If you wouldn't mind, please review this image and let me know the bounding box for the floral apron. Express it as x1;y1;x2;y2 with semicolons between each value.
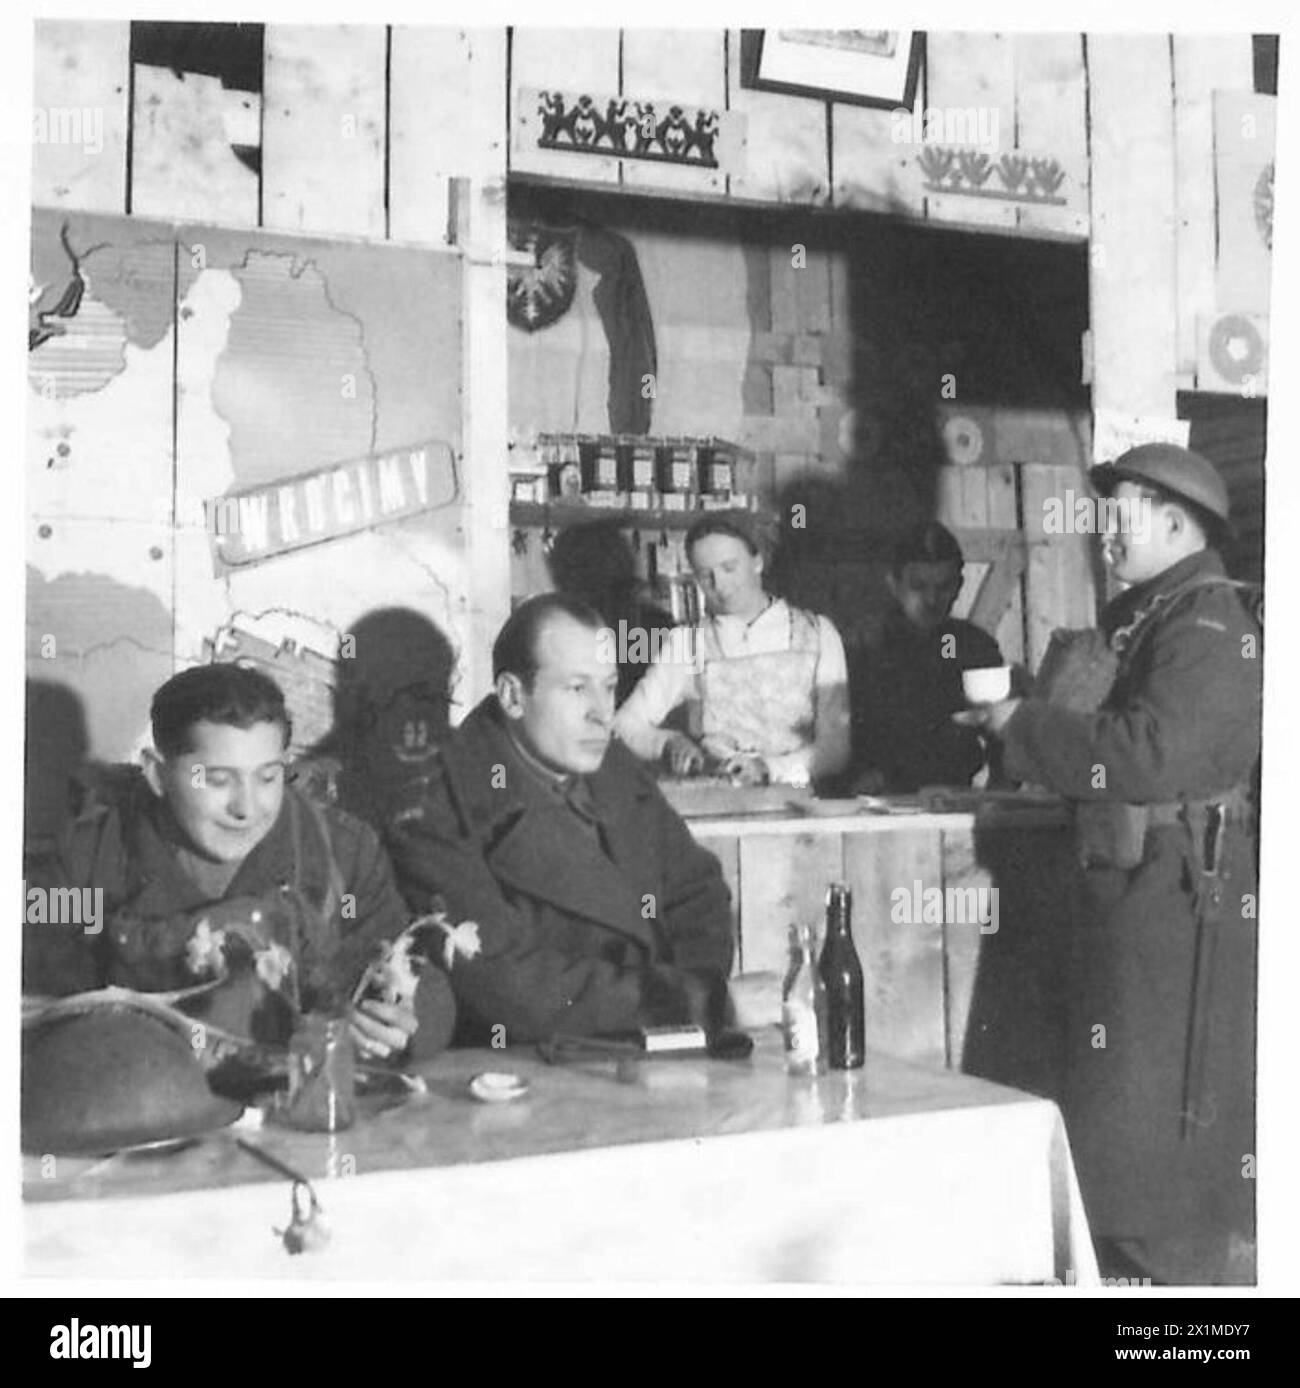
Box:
696;606;821;761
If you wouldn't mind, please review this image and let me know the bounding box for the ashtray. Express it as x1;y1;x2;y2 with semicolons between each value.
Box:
468;1071;529;1103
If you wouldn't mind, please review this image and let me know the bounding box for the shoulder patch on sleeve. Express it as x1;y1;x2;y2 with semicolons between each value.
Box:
1195;617;1228;632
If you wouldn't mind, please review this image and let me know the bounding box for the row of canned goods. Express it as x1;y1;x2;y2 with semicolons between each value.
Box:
511;434;745;510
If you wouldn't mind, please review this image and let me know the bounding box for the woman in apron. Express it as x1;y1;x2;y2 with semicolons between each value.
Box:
613;516;850;788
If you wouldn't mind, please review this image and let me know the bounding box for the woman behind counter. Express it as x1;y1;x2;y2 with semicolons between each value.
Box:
613;516;850;788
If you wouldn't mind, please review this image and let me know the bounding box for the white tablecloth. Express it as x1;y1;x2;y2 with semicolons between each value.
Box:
25;1039;1097;1285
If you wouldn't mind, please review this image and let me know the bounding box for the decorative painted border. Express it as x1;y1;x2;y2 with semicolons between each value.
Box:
534;89;724;168
918;146;1068;206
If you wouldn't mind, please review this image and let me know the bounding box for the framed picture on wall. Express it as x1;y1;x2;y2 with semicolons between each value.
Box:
740;29;924;110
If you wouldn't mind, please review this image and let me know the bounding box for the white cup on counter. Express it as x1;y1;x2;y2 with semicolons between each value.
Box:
961;666;1013;705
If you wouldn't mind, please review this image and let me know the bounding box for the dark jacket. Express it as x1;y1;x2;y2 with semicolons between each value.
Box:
387;697;735;1045
1002;549;1260;1281
850;613;1004;790
1005;550;1260;803
23;769;453;1059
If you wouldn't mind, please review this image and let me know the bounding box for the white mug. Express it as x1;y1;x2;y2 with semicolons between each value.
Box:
962;666;1012;705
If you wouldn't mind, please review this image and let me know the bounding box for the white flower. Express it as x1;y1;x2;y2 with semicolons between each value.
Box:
368;933;422;1006
254;942;295;992
353;910;483;1008
439;920;482;970
186;918;227;978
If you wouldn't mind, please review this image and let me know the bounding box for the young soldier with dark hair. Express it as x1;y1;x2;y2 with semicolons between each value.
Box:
964;444;1261;1284
850;520;1006;792
387;592;735;1045
23;664;455;1061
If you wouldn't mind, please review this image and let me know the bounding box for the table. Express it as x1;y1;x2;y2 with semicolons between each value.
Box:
25;1033;1098;1285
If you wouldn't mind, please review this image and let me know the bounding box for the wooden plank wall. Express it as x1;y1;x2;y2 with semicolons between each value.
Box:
29;25;1263;310
695;817;1072;1088
935;462;1026;665
262;25;388;238
1087;35;1179;423
28;24;1268;695
720;825;947;1067
504;30;1090;229
32;21;130;212
1171;37;1258;385
924;32;1018;229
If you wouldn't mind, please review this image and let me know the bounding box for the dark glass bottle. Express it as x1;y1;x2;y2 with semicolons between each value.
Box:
819;883;865;1069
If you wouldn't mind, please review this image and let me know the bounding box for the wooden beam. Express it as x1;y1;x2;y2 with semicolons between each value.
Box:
32;20;130;213
1013;32;1090;237
737;830;843;976
389;27;506;246
844;828;946;1066
510;28;622;183
726;30;829;204
131;64;258;225
1020;462;1097;670
924;32;1017;229
262;24;387;238
1172;36;1255;377
453;174;512;717
620;28;727;195
1087;34;1179;423
832;74;923;215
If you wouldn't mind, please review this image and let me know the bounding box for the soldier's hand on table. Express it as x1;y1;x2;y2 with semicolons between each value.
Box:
662;731;707;777
349;998;418;1059
952;697;1022;737
720;752;770;787
728;972;783;1029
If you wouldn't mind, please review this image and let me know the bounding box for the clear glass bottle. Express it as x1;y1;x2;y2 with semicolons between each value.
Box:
782;923;828;1077
819;883;865;1070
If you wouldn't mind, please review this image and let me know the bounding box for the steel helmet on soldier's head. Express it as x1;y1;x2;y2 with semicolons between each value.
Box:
1089;443;1231;526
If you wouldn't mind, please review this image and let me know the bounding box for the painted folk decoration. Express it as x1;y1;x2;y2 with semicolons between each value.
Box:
532;88;728;168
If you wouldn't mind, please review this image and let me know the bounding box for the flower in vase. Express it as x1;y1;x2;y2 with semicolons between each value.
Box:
186;918;227;978
438;919;482;970
254;941;295;993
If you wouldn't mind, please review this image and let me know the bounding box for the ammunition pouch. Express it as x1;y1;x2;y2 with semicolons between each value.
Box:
1075;801;1151;872
1076;787;1252;874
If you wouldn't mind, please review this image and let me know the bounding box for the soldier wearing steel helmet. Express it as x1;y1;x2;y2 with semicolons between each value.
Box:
964;444;1261;1285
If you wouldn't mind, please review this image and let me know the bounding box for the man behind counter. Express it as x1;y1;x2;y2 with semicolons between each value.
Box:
850;521;1006;792
387;593;736;1046
23;664;453;1061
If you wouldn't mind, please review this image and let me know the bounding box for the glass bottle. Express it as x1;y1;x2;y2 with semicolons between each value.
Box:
782;923;828;1077
819;883;865;1070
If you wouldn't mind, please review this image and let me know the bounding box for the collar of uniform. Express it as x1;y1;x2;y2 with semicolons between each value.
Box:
440;696;654;832
129;788;305;913
505;726;606;830
1105;548;1225;631
504;722;568;785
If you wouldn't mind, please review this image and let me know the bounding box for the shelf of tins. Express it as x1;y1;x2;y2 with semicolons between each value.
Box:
508;432;756;518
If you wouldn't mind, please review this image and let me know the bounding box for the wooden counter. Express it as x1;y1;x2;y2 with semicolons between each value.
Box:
669;786;1080;1103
